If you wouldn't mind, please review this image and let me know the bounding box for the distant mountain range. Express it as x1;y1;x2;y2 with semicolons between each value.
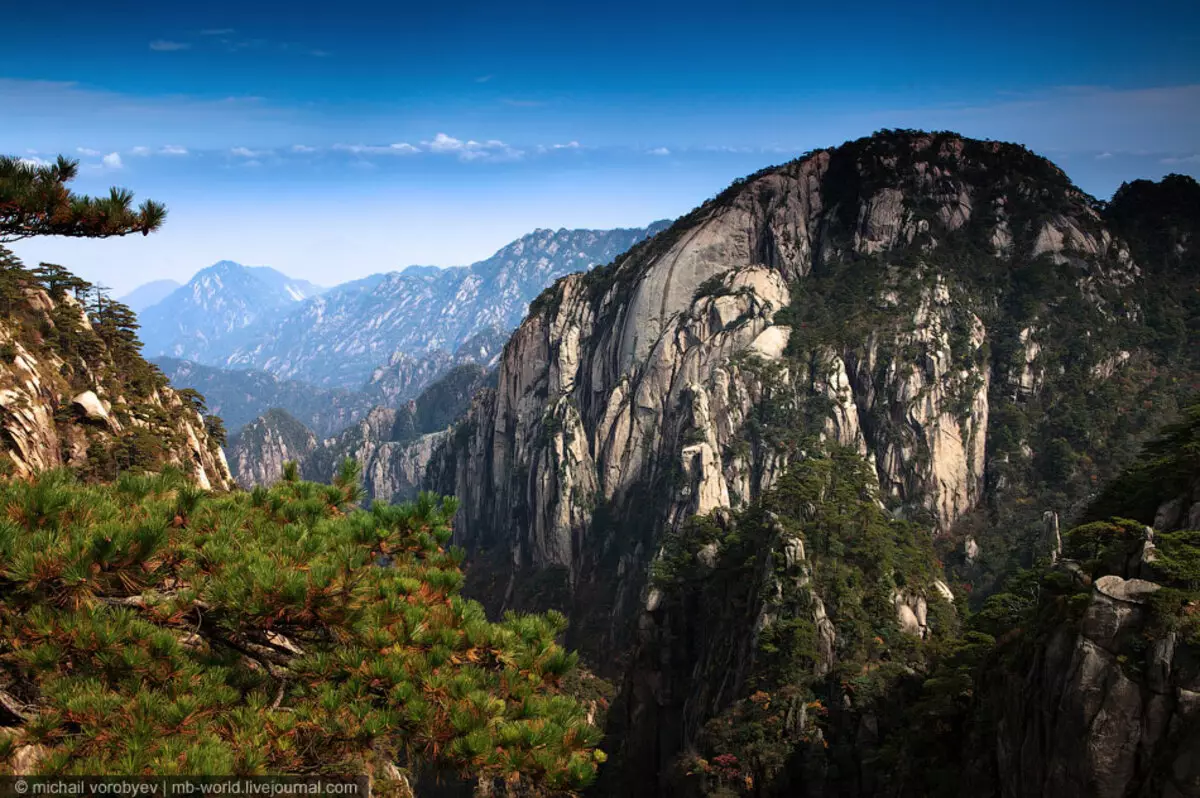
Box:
137;261;323;362
131;222;669;391
139;222;667;455
223;222;670;387
152;358;377;438
153;324;505;439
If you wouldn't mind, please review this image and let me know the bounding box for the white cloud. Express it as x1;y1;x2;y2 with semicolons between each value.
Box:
535;141;583;154
76;147;100;156
1161;153;1200;164
291;144;317;153
149;40;191;52
101;152;123;169
421;133;522;161
331;135;530;162
160;145;188;155
425;133;468;153
231;146;269;157
1096;151;1113;159
17;156;50;168
130;146;151;156
475;75;493;83
332;142;421;155
647;147;671;156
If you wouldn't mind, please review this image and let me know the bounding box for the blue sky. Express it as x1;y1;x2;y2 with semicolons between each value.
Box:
3;0;1199;293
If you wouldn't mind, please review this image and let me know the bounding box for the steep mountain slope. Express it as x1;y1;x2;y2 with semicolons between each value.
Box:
226;363;490;494
624;408;1200;798
896;407;1200;798
413;132;1198;793
154;357;377;437
137;261;322;361
118;278;180;312
224;222;669;388
0;250;232;489
225;408;318;488
301;363;491;500
365;324;507;405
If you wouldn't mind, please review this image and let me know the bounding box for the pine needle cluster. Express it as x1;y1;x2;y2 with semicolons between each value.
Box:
0;157;166;243
0;462;603;792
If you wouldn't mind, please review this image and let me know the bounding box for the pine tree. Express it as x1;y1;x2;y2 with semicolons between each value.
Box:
30;262;91;300
0;155;166;242
0;467;604;791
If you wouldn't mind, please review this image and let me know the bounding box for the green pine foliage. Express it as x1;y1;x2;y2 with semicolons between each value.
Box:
0;464;603;790
0;156;166;242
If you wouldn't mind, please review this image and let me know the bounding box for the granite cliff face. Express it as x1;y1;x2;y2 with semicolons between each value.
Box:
296;406;450;505
411;133;1197;794
429;132;1140;634
0;253;232;489
987;570;1199;798
365;325;505;406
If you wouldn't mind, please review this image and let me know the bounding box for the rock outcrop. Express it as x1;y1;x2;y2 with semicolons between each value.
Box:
0;265;232;489
299;407;448;504
984;543;1199;797
229;363;489;498
226;408;318;488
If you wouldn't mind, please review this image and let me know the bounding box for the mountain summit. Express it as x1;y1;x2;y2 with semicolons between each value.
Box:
136;261;322;361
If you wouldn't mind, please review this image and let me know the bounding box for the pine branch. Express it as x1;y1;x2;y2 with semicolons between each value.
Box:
0;687;33;722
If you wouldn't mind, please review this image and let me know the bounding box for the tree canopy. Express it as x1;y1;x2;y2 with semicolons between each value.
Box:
0;463;604;792
0;155;166;242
